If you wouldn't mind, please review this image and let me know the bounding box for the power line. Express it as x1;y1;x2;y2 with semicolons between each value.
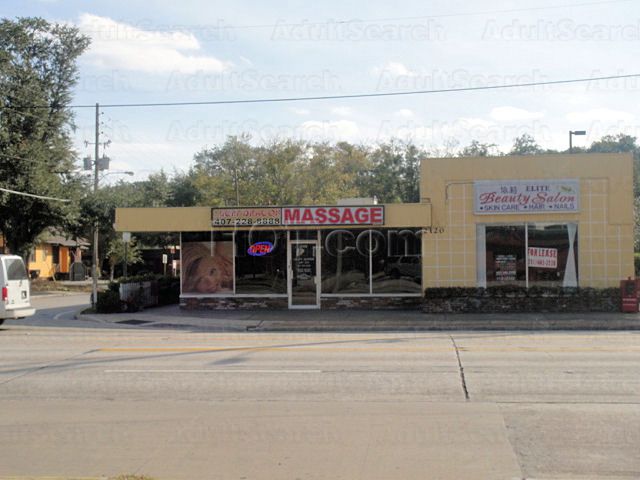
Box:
38;73;640;109
2;73;638;112
78;0;633;33
0;187;71;202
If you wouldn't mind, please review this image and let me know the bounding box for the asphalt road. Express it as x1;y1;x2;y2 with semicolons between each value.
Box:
0;294;638;479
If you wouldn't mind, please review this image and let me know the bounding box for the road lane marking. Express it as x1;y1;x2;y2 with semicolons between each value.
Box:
104;369;322;373
97;346;640;353
98;346;454;353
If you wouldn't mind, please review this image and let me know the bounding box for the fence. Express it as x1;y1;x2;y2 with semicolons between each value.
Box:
119;280;159;308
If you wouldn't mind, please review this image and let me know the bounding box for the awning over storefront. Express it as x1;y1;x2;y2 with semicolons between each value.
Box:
115;203;432;232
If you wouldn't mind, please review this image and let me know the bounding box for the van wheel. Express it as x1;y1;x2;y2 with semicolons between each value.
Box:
0;319;4;326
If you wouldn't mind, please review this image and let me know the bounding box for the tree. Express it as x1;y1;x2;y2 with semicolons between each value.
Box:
0;18;90;260
510;134;543;155
168;169;201;207
143;171;172;207
106;236;142;281
193;135;258;206
365;141;423;203
459;140;499;157
588;134;640;196
588;133;637;154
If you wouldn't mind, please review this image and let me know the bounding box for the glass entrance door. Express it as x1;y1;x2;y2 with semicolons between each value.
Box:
288;240;320;309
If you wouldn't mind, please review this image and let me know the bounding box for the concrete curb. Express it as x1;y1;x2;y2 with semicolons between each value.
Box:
254;321;640;332
73;312;640;332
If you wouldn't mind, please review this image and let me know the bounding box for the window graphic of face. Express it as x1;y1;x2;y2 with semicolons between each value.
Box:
182;242;233;294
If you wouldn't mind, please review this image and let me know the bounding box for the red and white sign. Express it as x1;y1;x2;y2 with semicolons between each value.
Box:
527;247;558;269
282;206;384;226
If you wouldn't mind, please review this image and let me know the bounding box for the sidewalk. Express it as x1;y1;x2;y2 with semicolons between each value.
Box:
77;305;640;332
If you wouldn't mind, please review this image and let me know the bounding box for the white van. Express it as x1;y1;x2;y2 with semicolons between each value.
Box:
0;255;35;325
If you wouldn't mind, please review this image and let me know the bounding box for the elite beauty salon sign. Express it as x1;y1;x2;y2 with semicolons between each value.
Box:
474;179;579;214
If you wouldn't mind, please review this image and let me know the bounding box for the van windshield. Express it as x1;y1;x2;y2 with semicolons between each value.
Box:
5;258;28;281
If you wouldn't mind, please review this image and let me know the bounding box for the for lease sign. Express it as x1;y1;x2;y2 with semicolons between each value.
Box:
474;179;579;214
282;206;385;226
527;247;558;269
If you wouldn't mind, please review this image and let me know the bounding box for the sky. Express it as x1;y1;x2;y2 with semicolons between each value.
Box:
3;0;640;180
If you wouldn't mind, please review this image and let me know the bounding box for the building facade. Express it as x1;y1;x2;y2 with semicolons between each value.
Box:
421;153;634;289
115;153;634;309
1;232;86;280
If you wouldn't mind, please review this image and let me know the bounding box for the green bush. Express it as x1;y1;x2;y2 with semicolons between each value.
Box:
96;290;123;313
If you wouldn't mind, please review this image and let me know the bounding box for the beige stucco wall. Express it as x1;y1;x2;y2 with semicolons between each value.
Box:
420;153;635;288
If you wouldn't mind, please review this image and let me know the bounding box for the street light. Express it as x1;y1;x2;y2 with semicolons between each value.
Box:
569;130;586;153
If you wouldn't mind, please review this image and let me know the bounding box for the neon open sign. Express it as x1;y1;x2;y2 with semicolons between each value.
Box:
248;241;274;256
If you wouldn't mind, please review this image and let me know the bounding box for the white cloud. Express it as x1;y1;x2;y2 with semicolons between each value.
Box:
78;13;231;74
566;108;635;123
372;61;416;77
298;120;360;141
330;106;352;116
239;56;253;66
394;108;414;118
289;107;310;116
490;106;544;122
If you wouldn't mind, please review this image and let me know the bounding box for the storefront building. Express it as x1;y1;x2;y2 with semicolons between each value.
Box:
115;153;634;309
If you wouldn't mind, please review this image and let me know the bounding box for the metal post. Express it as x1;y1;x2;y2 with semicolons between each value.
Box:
234;167;240;206
569;131;573;153
91;103;99;307
123;241;128;278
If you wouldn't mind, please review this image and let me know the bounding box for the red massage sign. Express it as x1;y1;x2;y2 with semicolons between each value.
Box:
282;206;384;225
211;205;385;227
474;179;579;214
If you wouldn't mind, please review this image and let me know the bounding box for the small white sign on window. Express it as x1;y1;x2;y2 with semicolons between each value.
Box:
528;247;558;269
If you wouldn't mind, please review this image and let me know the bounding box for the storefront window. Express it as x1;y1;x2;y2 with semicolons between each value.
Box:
372;229;422;293
527;223;578;287
479;224;579;288
181;232;234;295
484;225;526;287
321;229;370;294
235;231;286;294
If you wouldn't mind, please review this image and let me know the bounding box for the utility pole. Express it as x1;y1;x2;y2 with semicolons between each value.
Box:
92;103;100;307
84;103;119;306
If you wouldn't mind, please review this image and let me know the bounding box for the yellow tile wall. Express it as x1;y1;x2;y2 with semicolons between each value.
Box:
422;154;635;289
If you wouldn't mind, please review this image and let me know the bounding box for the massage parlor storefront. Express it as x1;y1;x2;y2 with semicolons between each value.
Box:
115;153;635;310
